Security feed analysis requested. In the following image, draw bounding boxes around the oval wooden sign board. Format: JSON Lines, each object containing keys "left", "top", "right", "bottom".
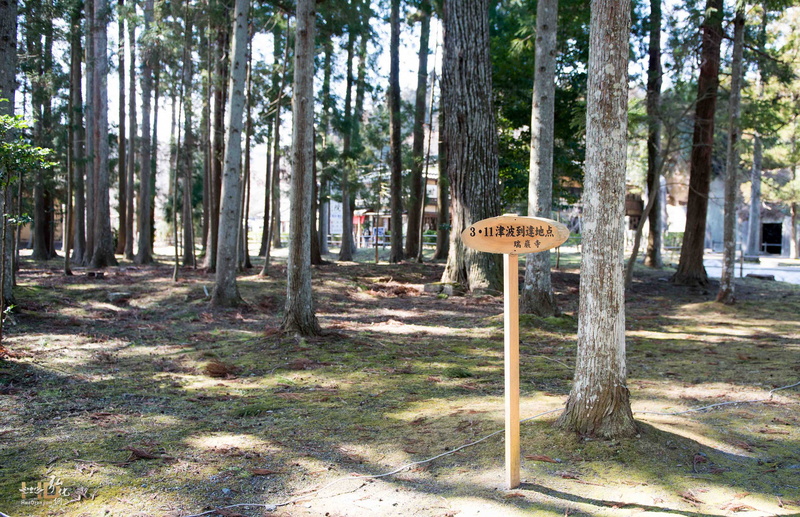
{"left": 461, "top": 215, "right": 570, "bottom": 255}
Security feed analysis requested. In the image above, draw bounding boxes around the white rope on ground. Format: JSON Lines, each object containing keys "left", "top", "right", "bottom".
{"left": 180, "top": 382, "right": 800, "bottom": 517}
{"left": 634, "top": 380, "right": 800, "bottom": 416}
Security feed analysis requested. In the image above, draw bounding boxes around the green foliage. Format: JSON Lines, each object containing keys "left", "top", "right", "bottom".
{"left": 490, "top": 0, "right": 589, "bottom": 211}
{"left": 0, "top": 108, "right": 56, "bottom": 186}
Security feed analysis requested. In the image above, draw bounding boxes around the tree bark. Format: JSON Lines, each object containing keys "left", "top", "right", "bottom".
{"left": 317, "top": 39, "right": 333, "bottom": 256}
{"left": 281, "top": 0, "right": 321, "bottom": 336}
{"left": 672, "top": 0, "right": 723, "bottom": 286}
{"left": 433, "top": 107, "right": 449, "bottom": 260}
{"left": 239, "top": 25, "right": 254, "bottom": 270}
{"left": 556, "top": 0, "right": 636, "bottom": 438}
{"left": 70, "top": 1, "right": 87, "bottom": 265}
{"left": 388, "top": 0, "right": 404, "bottom": 263}
{"left": 0, "top": 0, "right": 17, "bottom": 306}
{"left": 405, "top": 0, "right": 430, "bottom": 260}
{"left": 89, "top": 0, "right": 117, "bottom": 267}
{"left": 181, "top": 4, "right": 195, "bottom": 267}
{"left": 716, "top": 6, "right": 744, "bottom": 305}
{"left": 135, "top": 0, "right": 155, "bottom": 265}
{"left": 644, "top": 0, "right": 662, "bottom": 268}
{"left": 521, "top": 0, "right": 559, "bottom": 316}
{"left": 746, "top": 135, "right": 762, "bottom": 258}
{"left": 84, "top": 0, "right": 95, "bottom": 263}
{"left": 116, "top": 0, "right": 127, "bottom": 256}
{"left": 440, "top": 0, "right": 501, "bottom": 293}
{"left": 338, "top": 31, "right": 356, "bottom": 262}
{"left": 31, "top": 7, "right": 56, "bottom": 261}
{"left": 125, "top": 20, "right": 136, "bottom": 260}
{"left": 204, "top": 18, "right": 230, "bottom": 270}
{"left": 211, "top": 0, "right": 248, "bottom": 307}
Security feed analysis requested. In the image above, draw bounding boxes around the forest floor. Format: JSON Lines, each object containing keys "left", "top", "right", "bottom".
{"left": 1, "top": 247, "right": 799, "bottom": 517}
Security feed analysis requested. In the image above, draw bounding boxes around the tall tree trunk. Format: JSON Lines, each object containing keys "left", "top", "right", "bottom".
{"left": 672, "top": 0, "right": 723, "bottom": 286}
{"left": 211, "top": 0, "right": 248, "bottom": 307}
{"left": 200, "top": 21, "right": 210, "bottom": 256}
{"left": 91, "top": 0, "right": 117, "bottom": 267}
{"left": 239, "top": 24, "right": 254, "bottom": 270}
{"left": 85, "top": 0, "right": 95, "bottom": 263}
{"left": 388, "top": 0, "right": 404, "bottom": 263}
{"left": 556, "top": 0, "right": 636, "bottom": 439}
{"left": 716, "top": 6, "right": 744, "bottom": 304}
{"left": 433, "top": 107, "right": 449, "bottom": 260}
{"left": 270, "top": 27, "right": 285, "bottom": 253}
{"left": 310, "top": 131, "right": 322, "bottom": 265}
{"left": 204, "top": 22, "right": 229, "bottom": 270}
{"left": 281, "top": 0, "right": 321, "bottom": 336}
{"left": 135, "top": 0, "right": 155, "bottom": 264}
{"left": 405, "top": 0, "right": 430, "bottom": 259}
{"left": 0, "top": 0, "right": 17, "bottom": 308}
{"left": 644, "top": 0, "right": 662, "bottom": 268}
{"left": 350, "top": 27, "right": 368, "bottom": 253}
{"left": 181, "top": 6, "right": 195, "bottom": 267}
{"left": 125, "top": 19, "right": 136, "bottom": 260}
{"left": 70, "top": 2, "right": 87, "bottom": 265}
{"left": 31, "top": 8, "right": 55, "bottom": 261}
{"left": 521, "top": 0, "right": 559, "bottom": 316}
{"left": 168, "top": 93, "right": 178, "bottom": 246}
{"left": 116, "top": 0, "right": 127, "bottom": 255}
{"left": 150, "top": 60, "right": 160, "bottom": 248}
{"left": 317, "top": 39, "right": 333, "bottom": 256}
{"left": 440, "top": 0, "right": 501, "bottom": 293}
{"left": 746, "top": 137, "right": 763, "bottom": 257}
{"left": 338, "top": 31, "right": 356, "bottom": 262}
{"left": 259, "top": 125, "right": 272, "bottom": 257}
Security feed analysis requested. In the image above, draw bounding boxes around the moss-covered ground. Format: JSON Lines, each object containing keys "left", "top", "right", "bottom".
{"left": 0, "top": 248, "right": 798, "bottom": 516}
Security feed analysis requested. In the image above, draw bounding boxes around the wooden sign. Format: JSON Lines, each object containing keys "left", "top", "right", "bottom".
{"left": 461, "top": 215, "right": 570, "bottom": 255}
{"left": 461, "top": 214, "right": 569, "bottom": 490}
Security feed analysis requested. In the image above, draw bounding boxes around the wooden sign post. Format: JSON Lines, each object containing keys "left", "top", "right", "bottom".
{"left": 461, "top": 214, "right": 569, "bottom": 489}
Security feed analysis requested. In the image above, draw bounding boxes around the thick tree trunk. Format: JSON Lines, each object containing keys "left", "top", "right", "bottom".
{"left": 405, "top": 0, "right": 430, "bottom": 260}
{"left": 212, "top": 0, "right": 248, "bottom": 307}
{"left": 31, "top": 14, "right": 55, "bottom": 261}
{"left": 672, "top": 0, "right": 723, "bottom": 286}
{"left": 70, "top": 3, "right": 87, "bottom": 265}
{"left": 521, "top": 0, "right": 558, "bottom": 316}
{"left": 0, "top": 0, "right": 17, "bottom": 306}
{"left": 644, "top": 0, "right": 662, "bottom": 268}
{"left": 125, "top": 21, "right": 136, "bottom": 260}
{"left": 85, "top": 0, "right": 95, "bottom": 263}
{"left": 440, "top": 0, "right": 501, "bottom": 293}
{"left": 90, "top": 0, "right": 117, "bottom": 267}
{"left": 388, "top": 0, "right": 404, "bottom": 263}
{"left": 556, "top": 0, "right": 636, "bottom": 438}
{"left": 181, "top": 6, "right": 195, "bottom": 266}
{"left": 281, "top": 0, "right": 321, "bottom": 336}
{"left": 135, "top": 0, "right": 155, "bottom": 265}
{"left": 116, "top": 0, "right": 127, "bottom": 255}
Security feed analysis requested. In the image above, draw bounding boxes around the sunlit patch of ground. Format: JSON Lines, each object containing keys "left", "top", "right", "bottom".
{"left": 1, "top": 255, "right": 798, "bottom": 516}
